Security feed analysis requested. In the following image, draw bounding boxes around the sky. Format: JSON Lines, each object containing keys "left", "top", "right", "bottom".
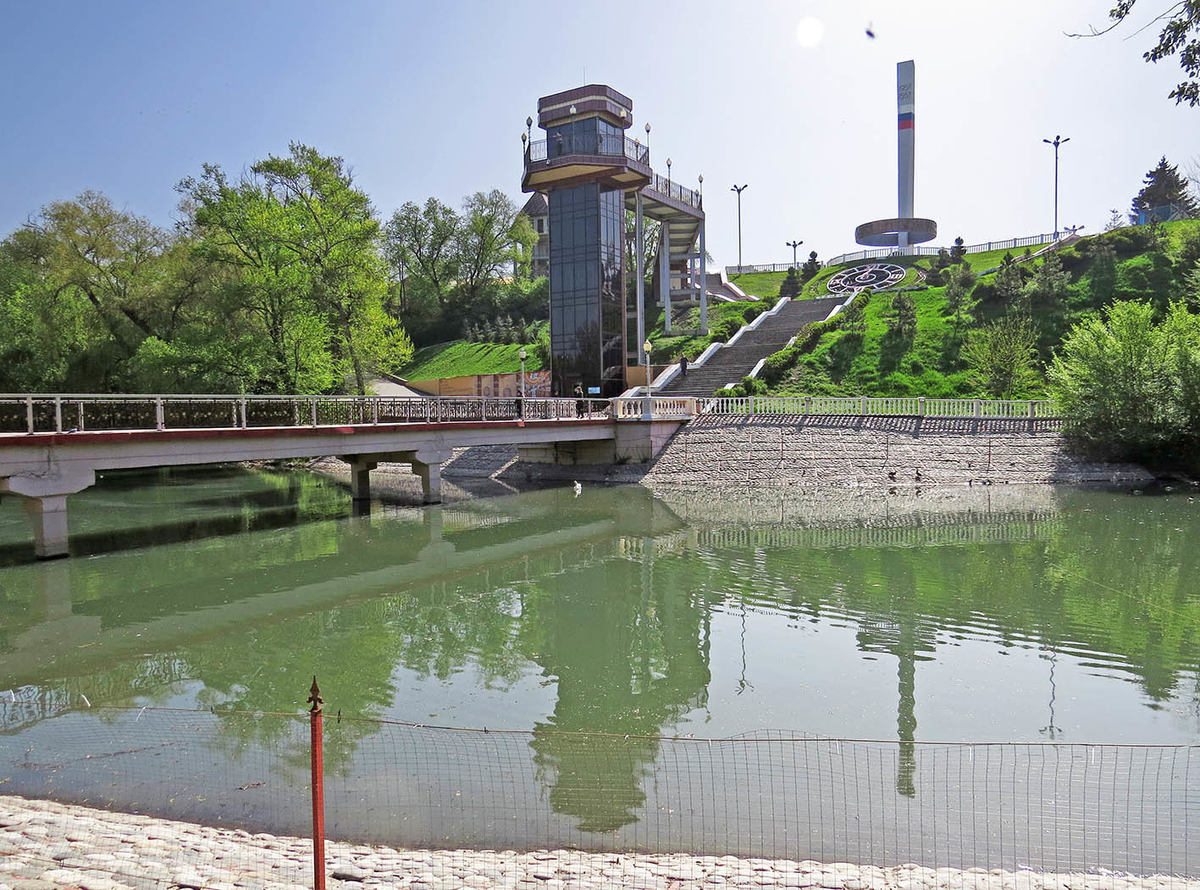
{"left": 1, "top": 0, "right": 1197, "bottom": 268}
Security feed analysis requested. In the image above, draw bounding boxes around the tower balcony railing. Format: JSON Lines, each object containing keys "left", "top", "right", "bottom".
{"left": 647, "top": 172, "right": 702, "bottom": 209}
{"left": 525, "top": 134, "right": 650, "bottom": 167}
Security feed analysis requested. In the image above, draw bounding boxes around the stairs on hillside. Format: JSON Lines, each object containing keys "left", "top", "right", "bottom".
{"left": 658, "top": 297, "right": 843, "bottom": 397}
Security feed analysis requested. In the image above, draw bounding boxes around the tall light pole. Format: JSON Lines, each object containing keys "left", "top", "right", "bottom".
{"left": 1042, "top": 135, "right": 1070, "bottom": 240}
{"left": 786, "top": 239, "right": 803, "bottom": 267}
{"left": 731, "top": 184, "right": 749, "bottom": 272}
{"left": 518, "top": 346, "right": 527, "bottom": 400}
{"left": 643, "top": 339, "right": 653, "bottom": 398}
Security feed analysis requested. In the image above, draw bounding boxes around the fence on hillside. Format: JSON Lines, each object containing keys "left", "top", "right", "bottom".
{"left": 727, "top": 233, "right": 1057, "bottom": 275}
{"left": 2, "top": 693, "right": 1198, "bottom": 888}
{"left": 697, "top": 396, "right": 1059, "bottom": 419}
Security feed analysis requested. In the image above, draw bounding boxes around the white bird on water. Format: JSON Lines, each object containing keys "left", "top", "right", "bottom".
{"left": 573, "top": 481, "right": 582, "bottom": 497}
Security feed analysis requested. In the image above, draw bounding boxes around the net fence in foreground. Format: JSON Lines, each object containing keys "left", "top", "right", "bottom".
{"left": 1, "top": 699, "right": 1198, "bottom": 888}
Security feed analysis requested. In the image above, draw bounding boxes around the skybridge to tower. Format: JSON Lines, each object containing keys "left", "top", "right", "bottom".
{"left": 521, "top": 85, "right": 706, "bottom": 397}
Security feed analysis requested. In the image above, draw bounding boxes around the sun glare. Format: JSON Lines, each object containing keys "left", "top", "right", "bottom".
{"left": 795, "top": 16, "right": 825, "bottom": 49}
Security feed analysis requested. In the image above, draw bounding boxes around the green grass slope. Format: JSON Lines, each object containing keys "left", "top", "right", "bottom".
{"left": 398, "top": 339, "right": 546, "bottom": 381}
{"left": 762, "top": 223, "right": 1198, "bottom": 398}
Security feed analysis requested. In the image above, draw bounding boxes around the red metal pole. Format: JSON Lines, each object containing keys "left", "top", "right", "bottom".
{"left": 308, "top": 677, "right": 326, "bottom": 890}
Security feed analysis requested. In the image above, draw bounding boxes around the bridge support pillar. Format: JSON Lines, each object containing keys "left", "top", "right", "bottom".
{"left": 24, "top": 496, "right": 71, "bottom": 560}
{"left": 345, "top": 458, "right": 377, "bottom": 501}
{"left": 413, "top": 459, "right": 442, "bottom": 504}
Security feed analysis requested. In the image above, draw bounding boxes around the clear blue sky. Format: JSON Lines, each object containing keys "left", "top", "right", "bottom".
{"left": 2, "top": 0, "right": 1196, "bottom": 267}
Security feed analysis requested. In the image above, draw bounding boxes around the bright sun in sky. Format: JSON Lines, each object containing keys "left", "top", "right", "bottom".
{"left": 795, "top": 16, "right": 825, "bottom": 49}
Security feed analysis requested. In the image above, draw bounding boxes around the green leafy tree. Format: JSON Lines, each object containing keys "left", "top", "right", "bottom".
{"left": 949, "top": 236, "right": 968, "bottom": 264}
{"left": 456, "top": 190, "right": 537, "bottom": 308}
{"left": 1047, "top": 300, "right": 1195, "bottom": 458}
{"left": 384, "top": 198, "right": 460, "bottom": 310}
{"left": 963, "top": 315, "right": 1039, "bottom": 398}
{"left": 1106, "top": 2, "right": 1200, "bottom": 107}
{"left": 1129, "top": 156, "right": 1200, "bottom": 221}
{"left": 1105, "top": 208, "right": 1127, "bottom": 231}
{"left": 182, "top": 143, "right": 411, "bottom": 394}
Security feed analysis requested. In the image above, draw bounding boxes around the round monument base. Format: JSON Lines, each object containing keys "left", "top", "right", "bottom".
{"left": 855, "top": 217, "right": 938, "bottom": 248}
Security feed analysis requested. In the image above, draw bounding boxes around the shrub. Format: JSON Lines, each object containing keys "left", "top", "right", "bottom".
{"left": 742, "top": 303, "right": 766, "bottom": 324}
{"left": 963, "top": 315, "right": 1038, "bottom": 398}
{"left": 1048, "top": 300, "right": 1200, "bottom": 462}
{"left": 778, "top": 268, "right": 802, "bottom": 300}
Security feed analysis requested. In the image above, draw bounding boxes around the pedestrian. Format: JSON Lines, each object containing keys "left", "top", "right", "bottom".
{"left": 680, "top": 354, "right": 689, "bottom": 378}
{"left": 574, "top": 383, "right": 585, "bottom": 417}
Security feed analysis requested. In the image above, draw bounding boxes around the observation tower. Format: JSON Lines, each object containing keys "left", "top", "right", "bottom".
{"left": 855, "top": 61, "right": 937, "bottom": 252}
{"left": 521, "top": 85, "right": 706, "bottom": 397}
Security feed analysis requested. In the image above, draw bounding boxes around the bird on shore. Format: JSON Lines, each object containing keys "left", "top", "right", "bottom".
{"left": 914, "top": 469, "right": 923, "bottom": 482}
{"left": 887, "top": 470, "right": 897, "bottom": 481}
{"left": 573, "top": 481, "right": 582, "bottom": 497}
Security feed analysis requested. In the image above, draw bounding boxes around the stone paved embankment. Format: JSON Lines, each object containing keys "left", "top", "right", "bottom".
{"left": 2, "top": 796, "right": 1197, "bottom": 890}
{"left": 315, "top": 416, "right": 1152, "bottom": 500}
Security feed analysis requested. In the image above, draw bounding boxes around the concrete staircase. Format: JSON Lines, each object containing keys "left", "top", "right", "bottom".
{"left": 658, "top": 297, "right": 843, "bottom": 397}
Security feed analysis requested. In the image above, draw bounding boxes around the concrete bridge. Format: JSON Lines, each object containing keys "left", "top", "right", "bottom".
{"left": 0, "top": 394, "right": 692, "bottom": 558}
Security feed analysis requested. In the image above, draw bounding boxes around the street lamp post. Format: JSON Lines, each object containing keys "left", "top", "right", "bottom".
{"left": 731, "top": 184, "right": 749, "bottom": 272}
{"left": 518, "top": 347, "right": 527, "bottom": 400}
{"left": 786, "top": 239, "right": 804, "bottom": 268}
{"left": 643, "top": 339, "right": 653, "bottom": 399}
{"left": 1042, "top": 135, "right": 1070, "bottom": 240}
{"left": 666, "top": 157, "right": 672, "bottom": 185}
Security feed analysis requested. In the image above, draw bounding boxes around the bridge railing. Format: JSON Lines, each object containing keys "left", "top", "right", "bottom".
{"left": 0, "top": 395, "right": 614, "bottom": 435}
{"left": 697, "top": 396, "right": 1058, "bottom": 418}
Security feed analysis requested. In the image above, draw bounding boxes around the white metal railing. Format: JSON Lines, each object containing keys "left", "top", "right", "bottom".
{"left": 726, "top": 233, "right": 1059, "bottom": 276}
{"left": 0, "top": 395, "right": 616, "bottom": 435}
{"left": 696, "top": 396, "right": 1058, "bottom": 419}
{"left": 0, "top": 393, "right": 1060, "bottom": 435}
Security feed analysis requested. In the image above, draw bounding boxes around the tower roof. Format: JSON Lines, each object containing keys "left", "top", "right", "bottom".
{"left": 537, "top": 84, "right": 634, "bottom": 130}
{"left": 520, "top": 192, "right": 548, "bottom": 218}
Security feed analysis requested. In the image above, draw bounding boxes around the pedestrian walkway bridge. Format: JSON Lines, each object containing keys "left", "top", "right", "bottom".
{"left": 0, "top": 394, "right": 693, "bottom": 558}
{"left": 0, "top": 393, "right": 1057, "bottom": 559}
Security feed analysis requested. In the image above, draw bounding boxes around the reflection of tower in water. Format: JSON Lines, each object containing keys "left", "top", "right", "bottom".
{"left": 854, "top": 554, "right": 935, "bottom": 799}
{"left": 528, "top": 539, "right": 711, "bottom": 832}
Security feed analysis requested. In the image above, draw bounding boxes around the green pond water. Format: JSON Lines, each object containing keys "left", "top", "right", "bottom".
{"left": 0, "top": 467, "right": 1198, "bottom": 867}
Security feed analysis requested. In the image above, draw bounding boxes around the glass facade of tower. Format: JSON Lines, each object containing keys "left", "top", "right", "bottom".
{"left": 545, "top": 117, "right": 625, "bottom": 158}
{"left": 548, "top": 181, "right": 626, "bottom": 396}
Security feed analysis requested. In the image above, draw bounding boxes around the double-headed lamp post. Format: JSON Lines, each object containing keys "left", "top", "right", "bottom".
{"left": 786, "top": 239, "right": 804, "bottom": 267}
{"left": 731, "top": 184, "right": 749, "bottom": 272}
{"left": 1042, "top": 134, "right": 1070, "bottom": 240}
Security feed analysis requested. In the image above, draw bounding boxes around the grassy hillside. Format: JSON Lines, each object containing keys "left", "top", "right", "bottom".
{"left": 398, "top": 338, "right": 546, "bottom": 381}
{"left": 758, "top": 223, "right": 1198, "bottom": 399}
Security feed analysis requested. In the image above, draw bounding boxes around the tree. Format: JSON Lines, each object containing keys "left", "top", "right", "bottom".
{"left": 778, "top": 267, "right": 801, "bottom": 300}
{"left": 456, "top": 190, "right": 536, "bottom": 307}
{"left": 995, "top": 252, "right": 1026, "bottom": 304}
{"left": 1047, "top": 299, "right": 1198, "bottom": 459}
{"left": 963, "top": 315, "right": 1038, "bottom": 398}
{"left": 800, "top": 250, "right": 821, "bottom": 283}
{"left": 1022, "top": 251, "right": 1071, "bottom": 308}
{"left": 1105, "top": 208, "right": 1127, "bottom": 231}
{"left": 384, "top": 198, "right": 460, "bottom": 309}
{"left": 949, "top": 236, "right": 967, "bottom": 264}
{"left": 944, "top": 264, "right": 978, "bottom": 332}
{"left": 1106, "top": 2, "right": 1200, "bottom": 107}
{"left": 1129, "top": 156, "right": 1200, "bottom": 222}
{"left": 889, "top": 292, "right": 917, "bottom": 339}
{"left": 182, "top": 143, "right": 411, "bottom": 394}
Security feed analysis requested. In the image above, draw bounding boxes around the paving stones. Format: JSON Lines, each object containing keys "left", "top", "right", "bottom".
{"left": 2, "top": 794, "right": 1198, "bottom": 890}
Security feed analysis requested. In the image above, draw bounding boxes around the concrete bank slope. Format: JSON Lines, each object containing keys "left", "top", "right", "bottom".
{"left": 638, "top": 416, "right": 1151, "bottom": 487}
{"left": 312, "top": 416, "right": 1152, "bottom": 499}
{"left": 3, "top": 795, "right": 1197, "bottom": 890}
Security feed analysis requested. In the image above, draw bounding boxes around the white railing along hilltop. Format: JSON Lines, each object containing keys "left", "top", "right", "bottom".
{"left": 0, "top": 394, "right": 1059, "bottom": 436}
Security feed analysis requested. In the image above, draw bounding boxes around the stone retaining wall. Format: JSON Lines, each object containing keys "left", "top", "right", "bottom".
{"left": 312, "top": 416, "right": 1151, "bottom": 502}
{"left": 2, "top": 795, "right": 1196, "bottom": 890}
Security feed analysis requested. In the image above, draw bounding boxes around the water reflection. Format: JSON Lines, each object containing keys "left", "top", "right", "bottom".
{"left": 2, "top": 473, "right": 1200, "bottom": 841}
